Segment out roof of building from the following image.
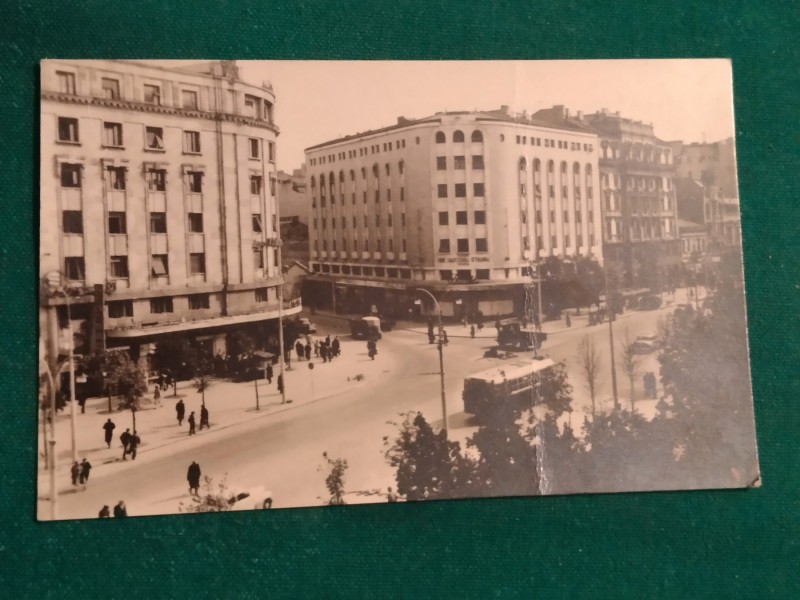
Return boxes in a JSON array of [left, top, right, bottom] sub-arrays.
[[305, 106, 596, 152]]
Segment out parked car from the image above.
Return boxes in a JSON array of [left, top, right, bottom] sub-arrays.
[[631, 334, 659, 354], [299, 317, 317, 334]]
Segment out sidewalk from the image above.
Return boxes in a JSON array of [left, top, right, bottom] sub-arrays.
[[37, 332, 398, 495]]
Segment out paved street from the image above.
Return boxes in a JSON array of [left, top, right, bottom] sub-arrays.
[[38, 290, 696, 519]]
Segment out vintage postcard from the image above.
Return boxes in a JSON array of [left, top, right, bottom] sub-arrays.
[[38, 59, 758, 520]]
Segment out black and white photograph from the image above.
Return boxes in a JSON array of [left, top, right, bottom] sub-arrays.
[[37, 59, 759, 520]]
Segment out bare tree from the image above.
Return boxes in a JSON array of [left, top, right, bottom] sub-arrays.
[[577, 335, 603, 418], [618, 328, 642, 412]]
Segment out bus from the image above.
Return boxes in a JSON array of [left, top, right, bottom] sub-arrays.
[[462, 357, 556, 420]]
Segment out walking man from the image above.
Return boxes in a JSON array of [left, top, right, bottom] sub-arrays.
[[304, 342, 312, 361], [102, 418, 116, 449], [113, 501, 127, 518], [266, 362, 273, 384], [470, 324, 475, 339], [295, 340, 304, 362], [98, 505, 110, 518], [187, 411, 196, 435], [200, 405, 209, 430], [176, 399, 185, 426], [120, 428, 132, 460], [332, 336, 340, 358], [128, 431, 141, 460], [314, 340, 320, 357], [277, 374, 284, 398], [79, 458, 92, 485], [187, 461, 201, 495], [70, 461, 80, 486]]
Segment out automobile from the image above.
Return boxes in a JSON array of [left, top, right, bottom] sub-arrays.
[[227, 485, 274, 510], [631, 334, 659, 354], [298, 317, 317, 334], [637, 294, 662, 310]]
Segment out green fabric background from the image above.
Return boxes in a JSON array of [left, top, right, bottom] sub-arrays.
[[1, 1, 798, 597]]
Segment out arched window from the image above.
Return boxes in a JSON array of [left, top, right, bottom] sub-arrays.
[[339, 170, 345, 183], [548, 160, 554, 173], [350, 169, 356, 181], [385, 163, 391, 176], [361, 167, 367, 179], [453, 130, 465, 143], [585, 164, 592, 177], [435, 131, 446, 144], [519, 157, 527, 171], [471, 130, 483, 142], [573, 162, 580, 174], [372, 164, 379, 178], [398, 160, 404, 175], [310, 176, 316, 188], [561, 161, 568, 175], [329, 172, 335, 188]]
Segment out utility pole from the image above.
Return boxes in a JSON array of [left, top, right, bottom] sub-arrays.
[[418, 289, 447, 434], [604, 265, 620, 410]]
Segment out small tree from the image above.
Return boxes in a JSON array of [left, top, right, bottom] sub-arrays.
[[322, 452, 349, 505], [180, 475, 234, 513], [618, 328, 642, 412], [577, 335, 603, 418], [105, 351, 147, 411], [194, 354, 213, 407]]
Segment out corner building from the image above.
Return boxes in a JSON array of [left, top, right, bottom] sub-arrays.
[[304, 108, 603, 320], [40, 60, 299, 377]]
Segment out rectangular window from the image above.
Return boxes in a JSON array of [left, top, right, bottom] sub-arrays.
[[143, 84, 160, 105], [474, 210, 486, 224], [401, 213, 406, 226], [402, 239, 407, 252], [454, 183, 467, 197], [440, 270, 453, 281], [182, 90, 198, 110], [438, 211, 449, 225], [436, 156, 447, 170], [250, 175, 263, 195], [255, 287, 269, 302], [57, 71, 76, 95], [249, 138, 260, 159], [145, 126, 164, 150], [475, 238, 488, 252], [64, 257, 85, 281], [456, 211, 468, 225], [110, 256, 129, 278], [60, 164, 81, 188], [184, 131, 201, 153], [189, 213, 203, 233], [62, 210, 83, 234], [150, 297, 174, 314], [268, 141, 275, 162], [437, 184, 448, 198], [101, 78, 120, 100], [438, 239, 451, 253], [150, 212, 167, 233], [476, 269, 490, 280], [147, 169, 166, 191], [473, 182, 485, 197], [388, 214, 393, 227], [108, 300, 133, 318], [563, 210, 569, 223], [244, 95, 259, 118], [454, 156, 466, 170], [189, 253, 206, 274], [252, 214, 263, 233], [108, 211, 127, 234], [375, 214, 380, 226], [103, 122, 123, 147], [188, 294, 210, 310], [472, 155, 484, 169], [457, 239, 469, 253], [107, 167, 126, 190], [187, 171, 203, 193], [151, 254, 169, 276], [57, 117, 79, 143]]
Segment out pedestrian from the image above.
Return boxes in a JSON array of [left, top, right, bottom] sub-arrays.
[[187, 412, 196, 435], [70, 461, 80, 486], [120, 428, 132, 460], [320, 344, 328, 363], [325, 334, 331, 348], [470, 324, 475, 339], [387, 487, 398, 503], [442, 330, 449, 345], [305, 342, 312, 361], [113, 501, 127, 518], [153, 385, 161, 407], [176, 399, 185, 426], [332, 336, 340, 358], [102, 418, 116, 448], [79, 458, 92, 484], [164, 370, 173, 392], [200, 405, 209, 430], [266, 361, 273, 384], [277, 374, 284, 397], [295, 340, 304, 362], [128, 431, 140, 460], [98, 505, 110, 519], [565, 313, 571, 327], [157, 371, 165, 391], [187, 461, 201, 495], [314, 340, 320, 357], [367, 339, 377, 360]]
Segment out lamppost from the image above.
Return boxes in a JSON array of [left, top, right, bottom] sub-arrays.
[[603, 264, 621, 411], [43, 271, 78, 463], [530, 260, 545, 358], [416, 289, 448, 435], [275, 240, 287, 403]]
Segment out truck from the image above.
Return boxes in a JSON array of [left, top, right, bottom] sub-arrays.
[[349, 316, 382, 340]]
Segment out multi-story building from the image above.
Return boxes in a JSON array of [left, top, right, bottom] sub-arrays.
[[675, 178, 741, 255], [535, 107, 681, 291], [671, 137, 738, 198], [40, 59, 299, 383], [303, 107, 603, 320], [276, 166, 310, 264]]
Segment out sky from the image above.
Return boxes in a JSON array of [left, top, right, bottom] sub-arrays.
[[190, 59, 736, 172]]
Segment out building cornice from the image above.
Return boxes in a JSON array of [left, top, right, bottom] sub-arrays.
[[41, 92, 280, 135]]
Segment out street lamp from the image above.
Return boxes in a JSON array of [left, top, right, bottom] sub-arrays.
[[416, 289, 448, 434], [529, 260, 545, 358], [43, 270, 78, 463], [603, 265, 621, 411]]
